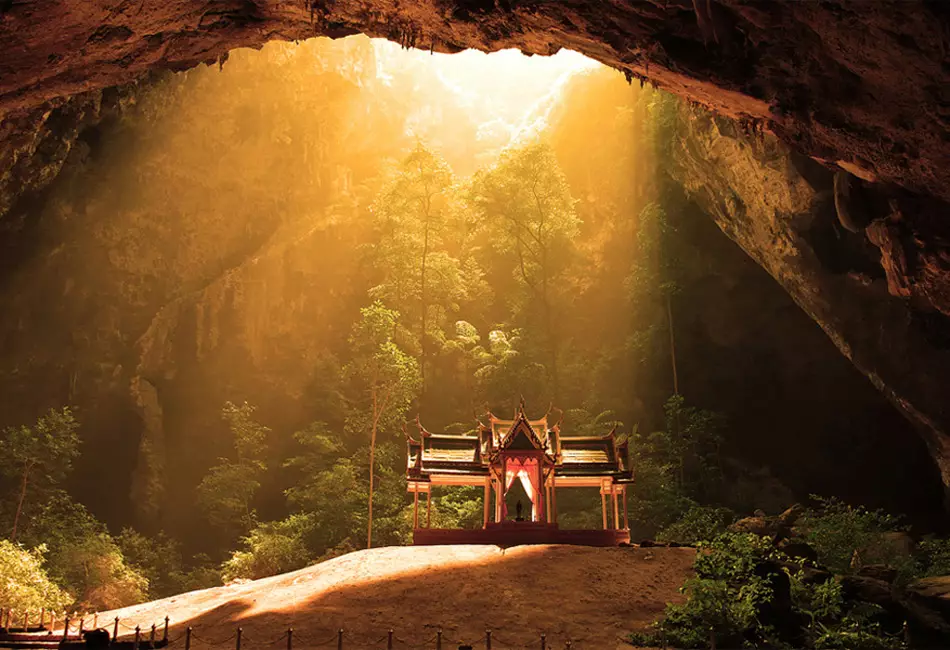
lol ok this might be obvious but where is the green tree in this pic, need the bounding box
[197,402,270,539]
[0,540,72,611]
[116,528,219,598]
[344,302,421,548]
[471,142,579,400]
[369,145,485,415]
[626,395,726,537]
[18,492,148,610]
[0,407,80,542]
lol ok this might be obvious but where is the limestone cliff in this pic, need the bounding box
[667,107,950,498]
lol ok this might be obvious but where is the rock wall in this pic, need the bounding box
[667,107,950,502]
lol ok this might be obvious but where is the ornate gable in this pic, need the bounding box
[500,415,546,451]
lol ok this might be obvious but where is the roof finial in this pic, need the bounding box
[551,406,564,428]
[414,414,430,437]
[518,394,526,416]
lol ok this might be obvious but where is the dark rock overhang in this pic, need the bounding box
[1,1,948,203]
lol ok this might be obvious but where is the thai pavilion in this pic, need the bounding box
[406,404,634,546]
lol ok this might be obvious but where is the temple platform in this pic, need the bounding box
[412,521,630,547]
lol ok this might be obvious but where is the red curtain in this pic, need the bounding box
[503,456,542,521]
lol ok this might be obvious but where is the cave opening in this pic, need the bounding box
[1,30,948,614]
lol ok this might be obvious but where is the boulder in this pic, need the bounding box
[778,503,804,526]
[905,576,950,619]
[858,531,916,566]
[901,577,950,647]
[776,539,819,565]
[729,516,771,536]
[728,514,791,540]
[857,564,899,584]
[840,575,895,608]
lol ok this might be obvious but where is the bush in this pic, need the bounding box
[62,533,149,610]
[168,554,221,593]
[0,540,72,611]
[916,537,950,578]
[630,533,786,648]
[657,505,735,545]
[221,515,314,581]
[799,496,912,578]
[17,492,148,609]
[630,532,902,649]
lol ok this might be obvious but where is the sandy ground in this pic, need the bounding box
[84,545,694,650]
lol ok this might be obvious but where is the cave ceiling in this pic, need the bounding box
[2,1,948,200]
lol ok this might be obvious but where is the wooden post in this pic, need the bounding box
[494,480,502,522]
[185,627,193,650]
[0,608,5,630]
[483,480,490,528]
[48,612,55,636]
[78,617,84,636]
[709,627,716,650]
[612,486,620,531]
[601,490,607,530]
[486,629,491,650]
[337,628,343,650]
[149,624,156,648]
[551,482,557,524]
[426,490,432,528]
[163,617,169,642]
[540,633,546,650]
[93,613,99,629]
[236,627,242,650]
[436,628,442,650]
[133,626,140,650]
[113,618,120,642]
[63,617,70,640]
[565,641,572,649]
[412,489,419,529]
[40,609,46,631]
[23,610,28,632]
[622,485,630,530]
[286,628,293,650]
[387,629,393,649]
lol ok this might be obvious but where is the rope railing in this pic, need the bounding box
[1,611,583,649]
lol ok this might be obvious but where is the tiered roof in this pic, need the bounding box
[406,407,632,482]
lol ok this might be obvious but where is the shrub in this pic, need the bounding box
[62,533,149,610]
[630,532,902,649]
[629,533,785,648]
[0,540,72,611]
[799,496,912,578]
[221,515,314,581]
[657,505,735,545]
[916,537,950,578]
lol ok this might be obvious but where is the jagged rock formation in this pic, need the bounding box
[2,2,948,202]
[666,108,950,499]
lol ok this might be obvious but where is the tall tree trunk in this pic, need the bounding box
[666,290,679,396]
[11,464,30,542]
[366,385,392,550]
[420,208,430,416]
[367,388,378,549]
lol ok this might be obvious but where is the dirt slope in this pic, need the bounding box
[87,544,694,650]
